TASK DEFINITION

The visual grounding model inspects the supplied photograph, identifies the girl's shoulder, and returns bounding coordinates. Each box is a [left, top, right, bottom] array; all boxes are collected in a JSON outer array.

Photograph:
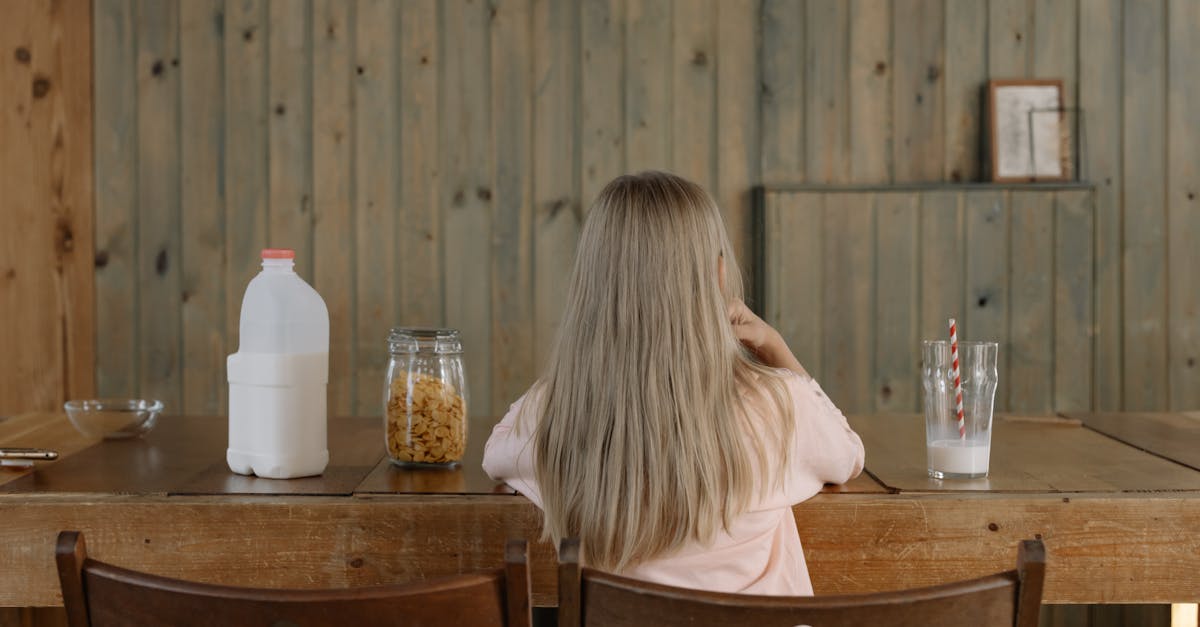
[[739, 367, 841, 422]]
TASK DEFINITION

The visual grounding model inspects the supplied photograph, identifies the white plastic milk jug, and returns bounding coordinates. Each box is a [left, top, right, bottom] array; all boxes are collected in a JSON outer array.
[[227, 248, 330, 479]]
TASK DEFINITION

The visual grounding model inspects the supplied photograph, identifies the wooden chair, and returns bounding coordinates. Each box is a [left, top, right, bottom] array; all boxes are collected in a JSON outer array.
[[55, 530, 531, 627], [557, 537, 1045, 627]]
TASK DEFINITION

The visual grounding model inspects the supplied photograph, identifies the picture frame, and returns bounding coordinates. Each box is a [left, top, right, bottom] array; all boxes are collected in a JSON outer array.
[[986, 79, 1071, 183]]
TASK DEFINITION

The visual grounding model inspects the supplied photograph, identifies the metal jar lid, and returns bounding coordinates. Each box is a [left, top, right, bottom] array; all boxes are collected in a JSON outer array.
[[387, 328, 463, 355]]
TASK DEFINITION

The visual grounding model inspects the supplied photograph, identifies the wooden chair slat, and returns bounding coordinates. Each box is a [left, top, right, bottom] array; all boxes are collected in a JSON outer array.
[[558, 537, 1046, 627], [56, 531, 529, 627]]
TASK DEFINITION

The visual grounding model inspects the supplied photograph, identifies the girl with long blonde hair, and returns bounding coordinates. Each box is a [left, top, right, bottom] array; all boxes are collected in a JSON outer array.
[[482, 171, 864, 595]]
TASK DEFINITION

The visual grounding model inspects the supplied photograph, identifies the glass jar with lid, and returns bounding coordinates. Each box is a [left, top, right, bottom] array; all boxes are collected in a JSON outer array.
[[384, 328, 468, 467]]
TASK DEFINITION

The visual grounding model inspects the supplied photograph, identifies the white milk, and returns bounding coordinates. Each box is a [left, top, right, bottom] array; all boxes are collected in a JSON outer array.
[[227, 251, 330, 479], [927, 439, 991, 477]]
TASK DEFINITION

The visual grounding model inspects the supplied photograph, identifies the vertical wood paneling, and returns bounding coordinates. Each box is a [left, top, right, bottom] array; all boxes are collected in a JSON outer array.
[[891, 0, 944, 182], [769, 187, 1096, 417], [136, 0, 182, 409], [180, 0, 227, 416], [1122, 0, 1168, 411], [312, 0, 355, 416], [919, 190, 965, 345], [805, 0, 848, 183], [397, 0, 442, 328], [715, 0, 760, 292], [821, 194, 873, 411], [86, 0, 1200, 434], [1008, 191, 1054, 412], [352, 0, 398, 416], [581, 0, 625, 206], [942, 0, 986, 182], [1167, 0, 1200, 410], [1054, 190, 1094, 412], [1078, 0, 1122, 411], [671, 0, 715, 188], [532, 0, 580, 374], [442, 0, 493, 416], [490, 0, 535, 414], [765, 193, 823, 377], [874, 193, 919, 412], [760, 0, 804, 184], [267, 0, 312, 278], [93, 0, 138, 400], [1032, 0, 1077, 108], [964, 190, 1009, 411], [848, 0, 891, 183], [624, 0, 669, 172], [224, 0, 268, 357], [0, 0, 93, 413], [988, 0, 1031, 77]]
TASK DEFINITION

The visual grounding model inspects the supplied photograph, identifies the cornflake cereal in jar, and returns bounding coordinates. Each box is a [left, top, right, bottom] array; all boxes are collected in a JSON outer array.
[[386, 371, 466, 465]]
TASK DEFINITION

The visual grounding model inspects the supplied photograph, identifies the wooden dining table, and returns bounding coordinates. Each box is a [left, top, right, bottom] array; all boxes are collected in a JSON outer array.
[[1, 410, 1198, 608]]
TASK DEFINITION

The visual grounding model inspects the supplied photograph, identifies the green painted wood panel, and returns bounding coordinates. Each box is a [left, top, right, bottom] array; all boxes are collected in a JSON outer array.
[[267, 0, 312, 279], [397, 0, 441, 331], [848, 0, 890, 183], [964, 190, 1009, 410], [624, 0, 669, 172], [135, 0, 181, 410], [91, 0, 1199, 439], [760, 0, 804, 185], [763, 186, 1097, 416], [311, 0, 354, 416], [671, 0, 716, 189], [874, 192, 918, 412], [490, 0, 535, 416], [805, 0, 848, 183], [1054, 190, 1095, 412], [93, 0, 138, 399], [179, 0, 227, 416], [1007, 191, 1054, 412], [223, 0, 268, 359], [351, 0, 397, 417], [1167, 0, 1200, 410], [1122, 0, 1168, 411], [918, 190, 965, 350], [442, 0, 493, 419], [943, 0, 986, 183], [1078, 0, 1123, 413], [891, 0, 943, 182], [580, 0, 625, 207], [820, 193, 873, 411], [764, 192, 823, 379], [715, 0, 760, 293], [532, 0, 581, 376]]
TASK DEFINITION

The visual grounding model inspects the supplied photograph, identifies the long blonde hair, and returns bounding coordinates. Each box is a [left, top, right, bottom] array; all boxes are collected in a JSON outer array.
[[531, 171, 794, 571]]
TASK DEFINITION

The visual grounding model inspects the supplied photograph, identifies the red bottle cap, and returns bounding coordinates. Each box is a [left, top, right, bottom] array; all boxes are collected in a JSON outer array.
[[261, 248, 296, 260]]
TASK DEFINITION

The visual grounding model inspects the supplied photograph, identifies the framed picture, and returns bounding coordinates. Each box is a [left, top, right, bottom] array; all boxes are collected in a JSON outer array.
[[986, 79, 1071, 182]]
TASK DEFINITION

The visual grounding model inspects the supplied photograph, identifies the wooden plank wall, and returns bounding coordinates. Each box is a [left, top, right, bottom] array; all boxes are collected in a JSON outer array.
[[90, 0, 758, 419], [755, 0, 1198, 421], [762, 186, 1095, 416], [89, 0, 1199, 428], [0, 0, 94, 415]]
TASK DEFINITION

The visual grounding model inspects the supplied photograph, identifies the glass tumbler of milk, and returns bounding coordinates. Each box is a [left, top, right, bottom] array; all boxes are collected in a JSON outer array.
[[922, 340, 998, 479]]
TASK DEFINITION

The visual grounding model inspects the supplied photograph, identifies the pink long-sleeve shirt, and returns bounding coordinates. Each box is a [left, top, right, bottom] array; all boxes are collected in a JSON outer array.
[[481, 370, 865, 596]]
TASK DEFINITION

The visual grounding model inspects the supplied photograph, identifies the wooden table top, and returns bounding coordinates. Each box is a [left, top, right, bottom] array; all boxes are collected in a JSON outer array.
[[2, 410, 1199, 607], [0, 412, 882, 496]]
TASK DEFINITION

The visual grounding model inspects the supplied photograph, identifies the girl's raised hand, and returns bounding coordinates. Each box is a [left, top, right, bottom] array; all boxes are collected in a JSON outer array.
[[728, 299, 808, 376]]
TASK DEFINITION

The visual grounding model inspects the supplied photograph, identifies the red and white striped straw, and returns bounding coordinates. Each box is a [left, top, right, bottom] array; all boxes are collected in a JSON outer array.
[[950, 318, 965, 439]]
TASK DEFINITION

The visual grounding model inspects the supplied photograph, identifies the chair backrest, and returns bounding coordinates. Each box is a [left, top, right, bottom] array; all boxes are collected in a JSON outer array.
[[557, 537, 1045, 627], [56, 530, 531, 627]]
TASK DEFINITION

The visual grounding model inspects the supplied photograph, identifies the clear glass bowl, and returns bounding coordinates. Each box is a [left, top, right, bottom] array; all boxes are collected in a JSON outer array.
[[63, 399, 163, 439]]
